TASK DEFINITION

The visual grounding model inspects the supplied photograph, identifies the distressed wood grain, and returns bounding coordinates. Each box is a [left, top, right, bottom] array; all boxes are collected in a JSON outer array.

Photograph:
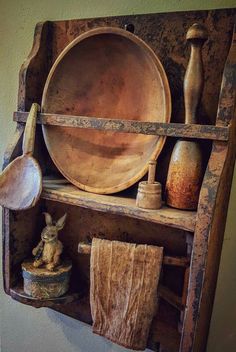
[[14, 111, 229, 141]]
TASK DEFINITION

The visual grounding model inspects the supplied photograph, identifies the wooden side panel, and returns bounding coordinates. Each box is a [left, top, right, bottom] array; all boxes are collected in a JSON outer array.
[[2, 20, 53, 293], [2, 208, 10, 293], [2, 124, 24, 170], [180, 142, 228, 352], [18, 21, 52, 111], [181, 26, 236, 352], [2, 124, 24, 293], [193, 26, 236, 352]]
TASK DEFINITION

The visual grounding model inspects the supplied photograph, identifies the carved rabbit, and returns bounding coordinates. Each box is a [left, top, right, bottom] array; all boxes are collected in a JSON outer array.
[[32, 213, 67, 271]]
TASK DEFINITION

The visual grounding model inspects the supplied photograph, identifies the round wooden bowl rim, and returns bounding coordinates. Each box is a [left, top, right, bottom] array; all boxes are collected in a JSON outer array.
[[42, 26, 171, 194]]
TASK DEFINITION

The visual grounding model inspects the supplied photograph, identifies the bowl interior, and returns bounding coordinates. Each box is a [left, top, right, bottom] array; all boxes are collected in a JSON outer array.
[[42, 30, 171, 194], [0, 156, 42, 209]]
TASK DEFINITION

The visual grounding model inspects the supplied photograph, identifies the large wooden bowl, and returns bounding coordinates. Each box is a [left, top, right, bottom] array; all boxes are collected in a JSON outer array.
[[42, 27, 171, 194]]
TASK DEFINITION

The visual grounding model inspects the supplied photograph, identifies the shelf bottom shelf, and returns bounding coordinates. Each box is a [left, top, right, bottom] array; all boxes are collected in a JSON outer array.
[[10, 284, 80, 307], [10, 283, 180, 352]]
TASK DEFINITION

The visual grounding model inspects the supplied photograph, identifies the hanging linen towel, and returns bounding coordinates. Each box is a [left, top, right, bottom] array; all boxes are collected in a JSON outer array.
[[90, 238, 163, 350]]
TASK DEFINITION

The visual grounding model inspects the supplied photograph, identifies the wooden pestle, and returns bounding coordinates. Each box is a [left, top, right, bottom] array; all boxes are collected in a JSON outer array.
[[148, 160, 157, 184], [136, 160, 162, 209], [166, 24, 208, 210], [184, 23, 208, 124]]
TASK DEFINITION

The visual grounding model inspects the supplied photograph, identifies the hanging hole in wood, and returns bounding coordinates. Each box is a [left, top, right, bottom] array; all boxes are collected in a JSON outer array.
[[124, 23, 135, 33]]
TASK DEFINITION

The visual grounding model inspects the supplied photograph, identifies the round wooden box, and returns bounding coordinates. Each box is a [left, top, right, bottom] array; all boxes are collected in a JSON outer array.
[[22, 260, 72, 299]]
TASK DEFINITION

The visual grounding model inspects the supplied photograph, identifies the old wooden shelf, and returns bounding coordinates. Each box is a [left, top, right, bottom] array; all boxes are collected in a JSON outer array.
[[2, 8, 236, 352], [41, 183, 196, 232]]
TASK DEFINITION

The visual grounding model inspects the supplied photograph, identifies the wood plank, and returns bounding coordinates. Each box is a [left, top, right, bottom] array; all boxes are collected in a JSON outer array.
[[10, 284, 79, 307], [41, 184, 196, 232], [17, 22, 52, 111], [78, 242, 190, 267], [11, 283, 184, 313], [13, 111, 229, 141]]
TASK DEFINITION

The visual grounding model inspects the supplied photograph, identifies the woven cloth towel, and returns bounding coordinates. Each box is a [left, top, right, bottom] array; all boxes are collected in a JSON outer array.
[[90, 238, 163, 350]]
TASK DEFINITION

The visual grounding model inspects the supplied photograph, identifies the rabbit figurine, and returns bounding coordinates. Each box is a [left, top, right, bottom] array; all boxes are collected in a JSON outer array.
[[32, 212, 67, 271]]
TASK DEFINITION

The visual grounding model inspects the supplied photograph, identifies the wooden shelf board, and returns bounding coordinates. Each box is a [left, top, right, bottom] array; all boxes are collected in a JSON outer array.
[[11, 284, 180, 352], [42, 184, 196, 232], [11, 284, 180, 351], [10, 284, 79, 307], [14, 111, 229, 141]]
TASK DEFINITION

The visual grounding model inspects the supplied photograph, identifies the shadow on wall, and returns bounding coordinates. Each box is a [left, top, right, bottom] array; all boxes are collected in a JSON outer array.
[[46, 309, 153, 352]]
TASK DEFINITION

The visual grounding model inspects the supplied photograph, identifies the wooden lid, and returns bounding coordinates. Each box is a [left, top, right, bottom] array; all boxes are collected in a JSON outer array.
[[22, 259, 72, 280], [42, 27, 171, 194]]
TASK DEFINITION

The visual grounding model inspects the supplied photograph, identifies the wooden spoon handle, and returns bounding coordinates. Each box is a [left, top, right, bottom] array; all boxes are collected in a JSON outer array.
[[22, 103, 40, 155], [184, 24, 208, 124], [148, 160, 157, 184]]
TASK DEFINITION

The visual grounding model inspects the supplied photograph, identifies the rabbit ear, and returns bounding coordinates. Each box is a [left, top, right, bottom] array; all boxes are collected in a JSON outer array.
[[56, 213, 67, 231], [43, 212, 52, 226]]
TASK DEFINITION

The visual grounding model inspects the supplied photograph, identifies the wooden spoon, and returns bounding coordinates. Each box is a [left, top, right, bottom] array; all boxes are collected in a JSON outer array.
[[0, 103, 42, 210]]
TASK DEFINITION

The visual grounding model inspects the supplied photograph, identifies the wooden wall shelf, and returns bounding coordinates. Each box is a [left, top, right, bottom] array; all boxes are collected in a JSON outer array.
[[2, 8, 236, 352]]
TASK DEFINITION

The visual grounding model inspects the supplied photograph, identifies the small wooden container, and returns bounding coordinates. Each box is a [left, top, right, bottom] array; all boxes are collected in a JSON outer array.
[[22, 260, 72, 299], [136, 161, 162, 210], [136, 181, 162, 209]]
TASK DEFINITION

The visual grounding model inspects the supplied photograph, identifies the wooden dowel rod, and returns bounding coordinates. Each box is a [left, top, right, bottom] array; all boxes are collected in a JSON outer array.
[[77, 243, 185, 311], [78, 243, 91, 254], [163, 256, 190, 267], [13, 111, 229, 141], [78, 242, 190, 267], [158, 284, 184, 311]]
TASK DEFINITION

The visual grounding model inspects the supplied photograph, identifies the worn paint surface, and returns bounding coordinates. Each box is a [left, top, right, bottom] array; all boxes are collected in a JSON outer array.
[[13, 111, 230, 141]]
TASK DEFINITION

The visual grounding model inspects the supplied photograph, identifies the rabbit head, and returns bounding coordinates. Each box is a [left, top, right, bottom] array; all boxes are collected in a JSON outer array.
[[41, 213, 67, 243]]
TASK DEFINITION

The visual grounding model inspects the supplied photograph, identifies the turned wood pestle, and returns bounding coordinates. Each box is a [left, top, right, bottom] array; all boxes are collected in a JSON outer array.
[[136, 160, 162, 209], [184, 24, 208, 124], [166, 23, 208, 210], [148, 160, 157, 184]]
